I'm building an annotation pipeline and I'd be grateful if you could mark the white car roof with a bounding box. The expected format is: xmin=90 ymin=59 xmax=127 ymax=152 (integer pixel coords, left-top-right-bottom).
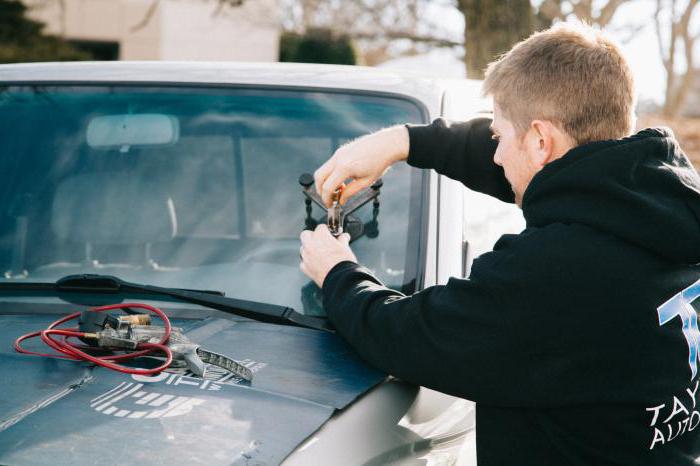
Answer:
xmin=0 ymin=61 xmax=464 ymax=115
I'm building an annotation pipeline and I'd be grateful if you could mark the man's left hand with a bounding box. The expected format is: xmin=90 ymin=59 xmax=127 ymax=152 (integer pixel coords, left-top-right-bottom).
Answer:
xmin=300 ymin=225 xmax=357 ymax=288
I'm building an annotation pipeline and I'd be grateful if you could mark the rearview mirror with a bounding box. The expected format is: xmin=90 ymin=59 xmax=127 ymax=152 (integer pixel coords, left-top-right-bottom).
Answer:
xmin=86 ymin=114 xmax=180 ymax=151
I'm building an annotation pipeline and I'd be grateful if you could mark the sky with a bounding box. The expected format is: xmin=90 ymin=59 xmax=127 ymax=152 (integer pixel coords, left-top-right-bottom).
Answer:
xmin=380 ymin=0 xmax=672 ymax=105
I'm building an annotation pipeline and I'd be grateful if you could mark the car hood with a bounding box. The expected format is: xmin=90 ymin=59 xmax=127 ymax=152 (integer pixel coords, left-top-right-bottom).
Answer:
xmin=0 ymin=313 xmax=385 ymax=465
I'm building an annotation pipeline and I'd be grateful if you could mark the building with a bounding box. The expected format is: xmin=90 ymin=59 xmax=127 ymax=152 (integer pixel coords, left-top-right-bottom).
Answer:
xmin=25 ymin=0 xmax=281 ymax=62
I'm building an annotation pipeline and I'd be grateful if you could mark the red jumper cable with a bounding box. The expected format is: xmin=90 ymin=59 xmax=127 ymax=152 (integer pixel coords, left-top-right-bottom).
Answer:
xmin=14 ymin=303 xmax=173 ymax=375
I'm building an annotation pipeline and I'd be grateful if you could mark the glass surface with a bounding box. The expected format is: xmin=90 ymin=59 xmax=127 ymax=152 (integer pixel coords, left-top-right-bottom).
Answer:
xmin=0 ymin=85 xmax=427 ymax=315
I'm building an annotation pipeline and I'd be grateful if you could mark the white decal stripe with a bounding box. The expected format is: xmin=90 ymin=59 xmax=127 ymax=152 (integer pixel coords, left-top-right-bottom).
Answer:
xmin=91 ymin=383 xmax=133 ymax=408
xmin=148 ymin=394 xmax=175 ymax=407
xmin=145 ymin=396 xmax=189 ymax=419
xmin=95 ymin=383 xmax=143 ymax=411
xmin=103 ymin=406 xmax=118 ymax=415
xmin=90 ymin=382 xmax=129 ymax=405
xmin=162 ymin=398 xmax=203 ymax=418
xmin=135 ymin=392 xmax=160 ymax=405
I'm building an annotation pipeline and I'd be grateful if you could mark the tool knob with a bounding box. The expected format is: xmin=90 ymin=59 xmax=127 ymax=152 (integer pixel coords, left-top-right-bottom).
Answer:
xmin=299 ymin=173 xmax=314 ymax=188
xmin=371 ymin=178 xmax=383 ymax=190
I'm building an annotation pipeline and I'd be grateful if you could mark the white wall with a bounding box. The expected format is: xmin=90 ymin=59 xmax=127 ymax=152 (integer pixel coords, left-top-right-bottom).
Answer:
xmin=159 ymin=0 xmax=279 ymax=61
xmin=25 ymin=0 xmax=280 ymax=62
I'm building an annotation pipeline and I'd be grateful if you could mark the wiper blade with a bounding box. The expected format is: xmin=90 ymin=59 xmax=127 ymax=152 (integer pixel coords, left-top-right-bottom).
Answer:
xmin=56 ymin=275 xmax=225 ymax=296
xmin=0 ymin=278 xmax=224 ymax=297
xmin=0 ymin=274 xmax=333 ymax=333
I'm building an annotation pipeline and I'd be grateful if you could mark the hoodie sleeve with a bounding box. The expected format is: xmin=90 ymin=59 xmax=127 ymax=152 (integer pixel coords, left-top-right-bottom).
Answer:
xmin=406 ymin=117 xmax=515 ymax=203
xmin=322 ymin=259 xmax=520 ymax=404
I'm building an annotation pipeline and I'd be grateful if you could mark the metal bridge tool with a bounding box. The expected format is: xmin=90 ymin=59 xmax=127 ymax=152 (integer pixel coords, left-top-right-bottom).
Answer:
xmin=327 ymin=186 xmax=345 ymax=236
xmin=299 ymin=173 xmax=382 ymax=242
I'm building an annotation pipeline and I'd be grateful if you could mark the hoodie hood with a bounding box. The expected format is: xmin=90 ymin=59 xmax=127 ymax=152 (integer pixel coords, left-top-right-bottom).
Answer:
xmin=522 ymin=127 xmax=700 ymax=264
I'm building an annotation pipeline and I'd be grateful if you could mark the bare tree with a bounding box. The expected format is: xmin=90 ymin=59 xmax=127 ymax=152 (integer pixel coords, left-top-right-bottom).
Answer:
xmin=280 ymin=0 xmax=461 ymax=65
xmin=538 ymin=0 xmax=628 ymax=27
xmin=457 ymin=0 xmax=535 ymax=79
xmin=454 ymin=0 xmax=633 ymax=79
xmin=654 ymin=0 xmax=700 ymax=117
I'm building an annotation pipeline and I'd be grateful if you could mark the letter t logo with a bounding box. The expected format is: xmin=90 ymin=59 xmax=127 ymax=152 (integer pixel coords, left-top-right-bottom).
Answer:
xmin=657 ymin=279 xmax=700 ymax=380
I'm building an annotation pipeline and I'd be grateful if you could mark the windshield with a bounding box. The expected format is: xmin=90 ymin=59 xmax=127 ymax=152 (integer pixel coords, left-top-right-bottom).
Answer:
xmin=0 ymin=85 xmax=427 ymax=316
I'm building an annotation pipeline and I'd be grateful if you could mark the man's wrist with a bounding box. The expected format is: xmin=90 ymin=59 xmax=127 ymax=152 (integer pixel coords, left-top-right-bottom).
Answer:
xmin=388 ymin=125 xmax=410 ymax=164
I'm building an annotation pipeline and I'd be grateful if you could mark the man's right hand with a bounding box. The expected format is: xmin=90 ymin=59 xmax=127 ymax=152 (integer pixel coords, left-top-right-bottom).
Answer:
xmin=314 ymin=125 xmax=410 ymax=207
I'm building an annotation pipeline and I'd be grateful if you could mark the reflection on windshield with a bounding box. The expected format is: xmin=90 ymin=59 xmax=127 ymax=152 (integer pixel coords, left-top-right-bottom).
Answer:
xmin=0 ymin=86 xmax=426 ymax=316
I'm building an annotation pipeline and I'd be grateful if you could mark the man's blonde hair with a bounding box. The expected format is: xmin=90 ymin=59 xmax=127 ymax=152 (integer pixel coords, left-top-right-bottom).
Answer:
xmin=483 ymin=22 xmax=635 ymax=146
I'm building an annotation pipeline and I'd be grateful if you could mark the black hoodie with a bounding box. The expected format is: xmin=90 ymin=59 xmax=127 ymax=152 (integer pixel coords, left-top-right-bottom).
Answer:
xmin=322 ymin=117 xmax=700 ymax=465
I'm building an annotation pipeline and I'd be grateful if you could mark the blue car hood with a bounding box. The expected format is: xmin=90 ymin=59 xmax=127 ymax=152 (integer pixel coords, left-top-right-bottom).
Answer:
xmin=0 ymin=313 xmax=385 ymax=465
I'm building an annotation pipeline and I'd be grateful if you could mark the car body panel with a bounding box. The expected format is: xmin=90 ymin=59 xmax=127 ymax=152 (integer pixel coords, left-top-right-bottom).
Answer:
xmin=0 ymin=61 xmax=444 ymax=117
xmin=0 ymin=313 xmax=384 ymax=465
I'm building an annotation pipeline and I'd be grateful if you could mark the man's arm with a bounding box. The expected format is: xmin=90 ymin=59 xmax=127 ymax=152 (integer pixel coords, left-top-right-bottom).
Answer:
xmin=321 ymin=259 xmax=520 ymax=404
xmin=313 ymin=116 xmax=514 ymax=207
xmin=406 ymin=117 xmax=514 ymax=203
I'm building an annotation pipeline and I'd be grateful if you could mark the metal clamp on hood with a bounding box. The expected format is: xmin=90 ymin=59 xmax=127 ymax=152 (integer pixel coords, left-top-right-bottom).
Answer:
xmin=84 ymin=314 xmax=253 ymax=381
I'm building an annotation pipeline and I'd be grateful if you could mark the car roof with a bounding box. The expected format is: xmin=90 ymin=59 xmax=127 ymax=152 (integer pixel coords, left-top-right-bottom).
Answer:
xmin=0 ymin=61 xmax=467 ymax=116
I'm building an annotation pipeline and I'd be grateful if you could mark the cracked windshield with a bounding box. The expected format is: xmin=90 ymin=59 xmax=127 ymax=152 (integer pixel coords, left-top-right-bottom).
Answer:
xmin=0 ymin=86 xmax=425 ymax=315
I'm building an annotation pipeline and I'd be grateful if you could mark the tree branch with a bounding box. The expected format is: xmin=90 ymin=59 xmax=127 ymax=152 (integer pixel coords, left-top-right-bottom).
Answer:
xmin=678 ymin=0 xmax=699 ymax=34
xmin=538 ymin=0 xmax=567 ymax=21
xmin=130 ymin=0 xmax=160 ymax=32
xmin=352 ymin=31 xmax=461 ymax=48
xmin=654 ymin=0 xmax=671 ymax=71
xmin=609 ymin=22 xmax=647 ymax=44
xmin=572 ymin=0 xmax=594 ymax=23
xmin=597 ymin=0 xmax=626 ymax=27
xmin=210 ymin=0 xmax=245 ymax=17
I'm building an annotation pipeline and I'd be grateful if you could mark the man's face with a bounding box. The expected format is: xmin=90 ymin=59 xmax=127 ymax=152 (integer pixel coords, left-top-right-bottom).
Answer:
xmin=490 ymin=104 xmax=540 ymax=206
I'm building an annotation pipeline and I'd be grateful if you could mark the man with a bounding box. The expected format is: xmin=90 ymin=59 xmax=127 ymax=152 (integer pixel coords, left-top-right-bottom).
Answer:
xmin=299 ymin=23 xmax=700 ymax=465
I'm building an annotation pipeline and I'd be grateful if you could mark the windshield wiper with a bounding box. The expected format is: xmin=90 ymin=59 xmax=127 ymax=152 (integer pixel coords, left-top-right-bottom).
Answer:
xmin=0 ymin=274 xmax=333 ymax=333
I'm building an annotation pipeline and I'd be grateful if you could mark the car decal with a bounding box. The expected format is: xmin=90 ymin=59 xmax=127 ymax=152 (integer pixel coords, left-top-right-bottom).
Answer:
xmin=90 ymin=359 xmax=267 ymax=419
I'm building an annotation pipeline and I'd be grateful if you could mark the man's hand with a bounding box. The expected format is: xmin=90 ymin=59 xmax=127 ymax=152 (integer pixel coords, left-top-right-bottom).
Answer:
xmin=314 ymin=125 xmax=410 ymax=207
xmin=300 ymin=225 xmax=357 ymax=288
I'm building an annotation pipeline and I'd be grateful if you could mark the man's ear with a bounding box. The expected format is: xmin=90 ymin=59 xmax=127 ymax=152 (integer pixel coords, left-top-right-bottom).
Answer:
xmin=526 ymin=120 xmax=556 ymax=169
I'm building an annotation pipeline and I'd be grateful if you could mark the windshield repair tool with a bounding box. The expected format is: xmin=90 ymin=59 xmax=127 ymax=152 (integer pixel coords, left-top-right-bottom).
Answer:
xmin=14 ymin=302 xmax=253 ymax=381
xmin=327 ymin=185 xmax=345 ymax=236
xmin=299 ymin=173 xmax=382 ymax=242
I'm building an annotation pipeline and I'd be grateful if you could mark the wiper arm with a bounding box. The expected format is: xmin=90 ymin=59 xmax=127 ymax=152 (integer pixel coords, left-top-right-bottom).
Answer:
xmin=0 ymin=274 xmax=333 ymax=333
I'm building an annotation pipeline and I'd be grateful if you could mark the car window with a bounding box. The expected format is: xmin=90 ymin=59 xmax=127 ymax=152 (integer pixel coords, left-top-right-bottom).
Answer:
xmin=0 ymin=85 xmax=427 ymax=316
xmin=463 ymin=187 xmax=525 ymax=273
xmin=440 ymin=84 xmax=525 ymax=270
